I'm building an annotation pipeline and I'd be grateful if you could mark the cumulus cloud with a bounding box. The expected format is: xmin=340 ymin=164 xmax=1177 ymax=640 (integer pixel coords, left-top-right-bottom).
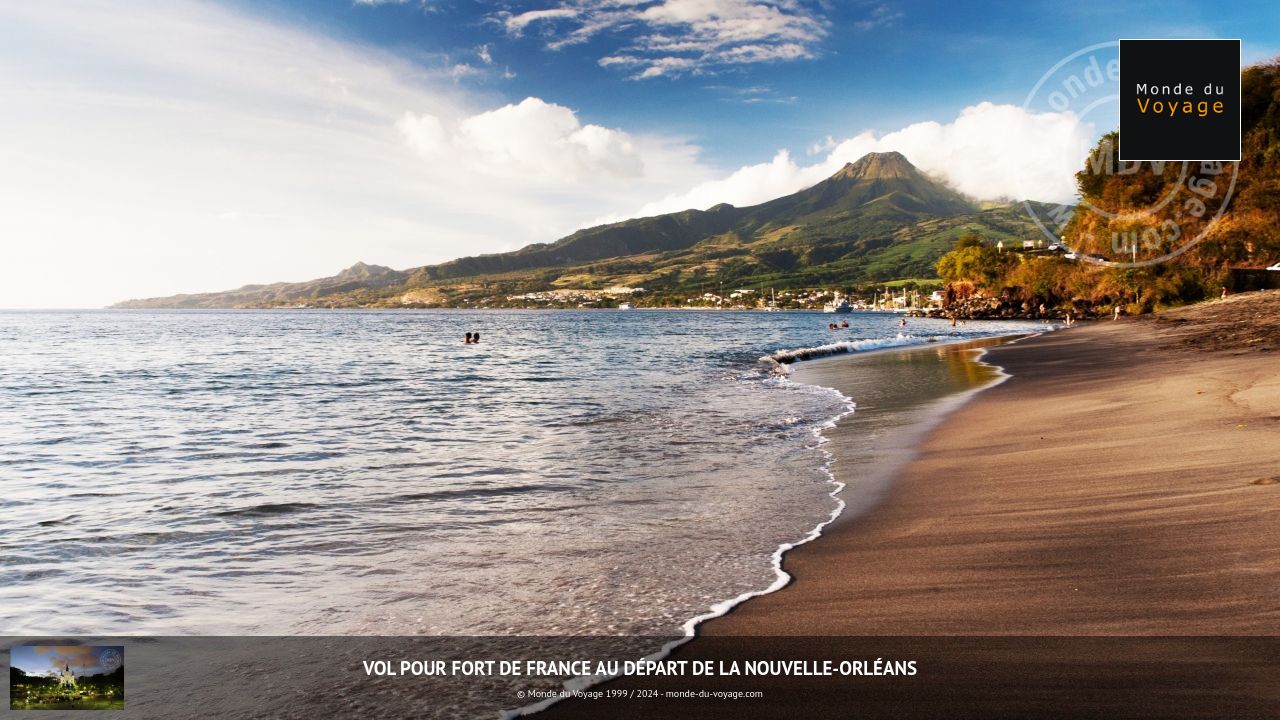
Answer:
xmin=500 ymin=0 xmax=830 ymax=78
xmin=633 ymin=102 xmax=1094 ymax=216
xmin=397 ymin=97 xmax=644 ymax=182
xmin=0 ymin=0 xmax=712 ymax=308
xmin=0 ymin=1 xmax=1093 ymax=311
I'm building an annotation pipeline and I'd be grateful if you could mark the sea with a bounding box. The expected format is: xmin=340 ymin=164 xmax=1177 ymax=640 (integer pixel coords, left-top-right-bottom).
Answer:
xmin=0 ymin=309 xmax=1041 ymax=637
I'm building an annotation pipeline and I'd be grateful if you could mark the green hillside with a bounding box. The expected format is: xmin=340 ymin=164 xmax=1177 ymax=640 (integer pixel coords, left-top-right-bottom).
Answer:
xmin=114 ymin=152 xmax=1047 ymax=309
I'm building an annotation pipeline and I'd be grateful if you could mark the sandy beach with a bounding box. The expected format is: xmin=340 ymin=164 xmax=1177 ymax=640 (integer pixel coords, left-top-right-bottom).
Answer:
xmin=544 ymin=290 xmax=1280 ymax=718
xmin=713 ymin=290 xmax=1280 ymax=636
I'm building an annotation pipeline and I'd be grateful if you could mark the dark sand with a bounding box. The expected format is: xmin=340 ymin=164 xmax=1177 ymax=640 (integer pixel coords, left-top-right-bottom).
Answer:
xmin=717 ymin=291 xmax=1280 ymax=636
xmin=543 ymin=291 xmax=1280 ymax=719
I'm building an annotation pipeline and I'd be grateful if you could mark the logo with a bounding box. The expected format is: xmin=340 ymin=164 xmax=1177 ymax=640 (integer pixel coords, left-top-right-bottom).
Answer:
xmin=1119 ymin=39 xmax=1241 ymax=161
xmin=1019 ymin=41 xmax=1238 ymax=268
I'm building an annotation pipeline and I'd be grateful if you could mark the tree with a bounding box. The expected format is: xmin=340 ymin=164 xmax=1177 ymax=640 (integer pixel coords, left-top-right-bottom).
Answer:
xmin=935 ymin=234 xmax=1008 ymax=284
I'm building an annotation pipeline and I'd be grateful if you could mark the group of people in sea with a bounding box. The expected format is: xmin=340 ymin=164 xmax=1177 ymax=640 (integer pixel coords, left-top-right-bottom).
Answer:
xmin=464 ymin=332 xmax=481 ymax=344
xmin=827 ymin=317 xmax=910 ymax=331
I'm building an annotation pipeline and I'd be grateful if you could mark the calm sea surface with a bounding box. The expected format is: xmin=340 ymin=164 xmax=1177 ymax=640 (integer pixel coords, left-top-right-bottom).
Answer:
xmin=0 ymin=310 xmax=1039 ymax=635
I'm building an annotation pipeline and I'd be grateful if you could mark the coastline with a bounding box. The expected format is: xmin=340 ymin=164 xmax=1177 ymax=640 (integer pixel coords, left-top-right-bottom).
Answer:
xmin=707 ymin=293 xmax=1280 ymax=636
xmin=505 ymin=334 xmax=1019 ymax=719
xmin=673 ymin=334 xmax=1036 ymax=636
xmin=542 ymin=291 xmax=1280 ymax=718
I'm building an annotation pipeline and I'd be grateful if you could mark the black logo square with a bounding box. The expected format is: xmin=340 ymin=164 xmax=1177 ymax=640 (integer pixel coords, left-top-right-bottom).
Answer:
xmin=1119 ymin=39 xmax=1240 ymax=161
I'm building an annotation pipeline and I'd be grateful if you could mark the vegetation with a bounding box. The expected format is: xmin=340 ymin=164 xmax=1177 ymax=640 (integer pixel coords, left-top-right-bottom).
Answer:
xmin=10 ymin=666 xmax=124 ymax=710
xmin=115 ymin=153 xmax=1042 ymax=309
xmin=117 ymin=62 xmax=1280 ymax=313
xmin=933 ymin=58 xmax=1280 ymax=317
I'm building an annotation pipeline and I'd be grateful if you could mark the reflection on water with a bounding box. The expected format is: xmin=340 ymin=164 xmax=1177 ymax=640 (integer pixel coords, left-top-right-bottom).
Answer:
xmin=793 ymin=338 xmax=1014 ymax=519
xmin=0 ymin=310 xmax=1038 ymax=636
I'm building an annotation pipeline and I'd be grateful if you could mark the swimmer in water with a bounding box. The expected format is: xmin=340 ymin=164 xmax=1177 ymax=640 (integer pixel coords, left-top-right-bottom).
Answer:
xmin=464 ymin=332 xmax=473 ymax=344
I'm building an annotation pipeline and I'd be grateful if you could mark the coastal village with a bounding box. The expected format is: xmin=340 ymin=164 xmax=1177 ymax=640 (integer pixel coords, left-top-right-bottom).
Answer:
xmin=502 ymin=285 xmax=934 ymax=311
xmin=493 ymin=239 xmax=1081 ymax=312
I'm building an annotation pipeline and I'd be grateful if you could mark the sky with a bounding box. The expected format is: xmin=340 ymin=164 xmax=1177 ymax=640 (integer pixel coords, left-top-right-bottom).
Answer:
xmin=1 ymin=0 xmax=1278 ymax=308
xmin=10 ymin=645 xmax=122 ymax=676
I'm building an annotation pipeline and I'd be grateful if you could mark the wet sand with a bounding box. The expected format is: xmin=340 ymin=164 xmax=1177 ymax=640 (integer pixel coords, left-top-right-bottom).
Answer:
xmin=716 ymin=291 xmax=1280 ymax=636
xmin=543 ymin=291 xmax=1280 ymax=718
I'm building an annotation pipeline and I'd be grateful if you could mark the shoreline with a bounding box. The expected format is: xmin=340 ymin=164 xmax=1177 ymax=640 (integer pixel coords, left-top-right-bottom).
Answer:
xmin=674 ymin=333 xmax=1037 ymax=637
xmin=704 ymin=294 xmax=1280 ymax=636
xmin=541 ymin=291 xmax=1280 ymax=718
xmin=507 ymin=334 xmax=1018 ymax=719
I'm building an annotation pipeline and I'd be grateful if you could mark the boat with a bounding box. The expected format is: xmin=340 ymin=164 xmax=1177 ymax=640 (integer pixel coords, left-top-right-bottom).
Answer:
xmin=618 ymin=302 xmax=635 ymax=310
xmin=823 ymin=294 xmax=852 ymax=314
xmin=763 ymin=288 xmax=782 ymax=312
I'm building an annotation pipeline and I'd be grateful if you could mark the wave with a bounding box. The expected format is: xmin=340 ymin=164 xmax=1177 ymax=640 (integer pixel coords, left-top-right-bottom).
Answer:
xmin=761 ymin=334 xmax=937 ymax=368
xmin=213 ymin=502 xmax=319 ymax=518
xmin=505 ymin=331 xmax=1035 ymax=719
xmin=503 ymin=371 xmax=857 ymax=719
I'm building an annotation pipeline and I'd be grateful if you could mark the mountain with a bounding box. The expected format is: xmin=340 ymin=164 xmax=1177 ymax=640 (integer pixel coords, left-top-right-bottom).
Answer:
xmin=113 ymin=152 xmax=1045 ymax=309
xmin=419 ymin=151 xmax=973 ymax=281
xmin=117 ymin=262 xmax=409 ymax=308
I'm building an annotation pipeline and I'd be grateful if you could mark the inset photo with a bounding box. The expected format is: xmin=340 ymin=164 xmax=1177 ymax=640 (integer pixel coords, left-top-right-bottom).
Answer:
xmin=9 ymin=646 xmax=124 ymax=711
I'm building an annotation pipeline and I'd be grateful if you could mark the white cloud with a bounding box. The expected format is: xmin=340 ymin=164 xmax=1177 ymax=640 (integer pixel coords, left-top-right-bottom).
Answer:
xmin=0 ymin=1 xmax=1093 ymax=310
xmin=397 ymin=97 xmax=646 ymax=182
xmin=501 ymin=0 xmax=829 ymax=78
xmin=0 ymin=0 xmax=712 ymax=308
xmin=449 ymin=63 xmax=480 ymax=79
xmin=854 ymin=3 xmax=902 ymax=31
xmin=632 ymin=102 xmax=1094 ymax=217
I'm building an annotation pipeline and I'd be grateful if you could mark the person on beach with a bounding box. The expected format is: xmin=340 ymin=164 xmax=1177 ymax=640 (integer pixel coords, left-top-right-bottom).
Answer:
xmin=465 ymin=332 xmax=473 ymax=344
xmin=1113 ymin=306 xmax=1122 ymax=321
xmin=1222 ymin=286 xmax=1229 ymax=300
xmin=1065 ymin=312 xmax=1074 ymax=327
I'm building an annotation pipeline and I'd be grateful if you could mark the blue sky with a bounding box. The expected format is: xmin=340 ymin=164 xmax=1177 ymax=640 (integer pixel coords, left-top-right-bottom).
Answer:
xmin=10 ymin=646 xmax=121 ymax=676
xmin=230 ymin=0 xmax=1280 ymax=168
xmin=1 ymin=0 xmax=1277 ymax=307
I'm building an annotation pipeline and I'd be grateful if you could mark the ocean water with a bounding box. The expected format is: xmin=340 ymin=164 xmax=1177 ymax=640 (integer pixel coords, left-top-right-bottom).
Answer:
xmin=0 ymin=309 xmax=1039 ymax=636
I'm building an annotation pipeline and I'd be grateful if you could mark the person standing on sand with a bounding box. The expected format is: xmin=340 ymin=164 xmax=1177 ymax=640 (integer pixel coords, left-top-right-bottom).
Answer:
xmin=1113 ymin=306 xmax=1122 ymax=321
xmin=1222 ymin=286 xmax=1229 ymax=300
